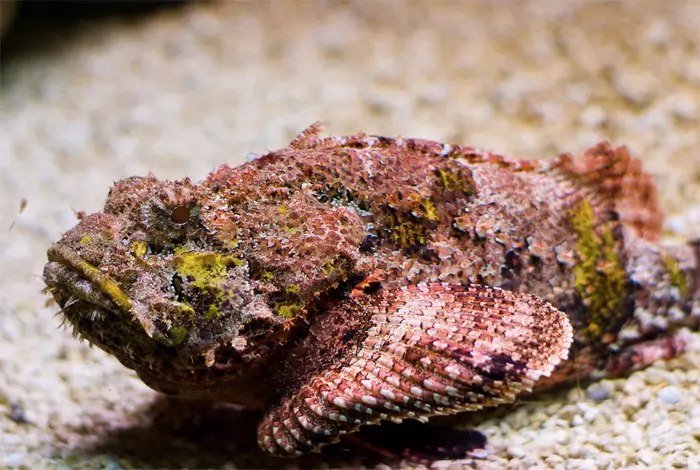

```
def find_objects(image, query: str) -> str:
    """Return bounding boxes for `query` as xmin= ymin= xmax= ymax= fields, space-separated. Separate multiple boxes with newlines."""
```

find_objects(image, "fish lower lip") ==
xmin=46 ymin=244 xmax=133 ymax=312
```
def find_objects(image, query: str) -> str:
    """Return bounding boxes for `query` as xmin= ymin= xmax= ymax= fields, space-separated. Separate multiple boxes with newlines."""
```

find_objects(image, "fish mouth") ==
xmin=44 ymin=244 xmax=133 ymax=315
xmin=44 ymin=244 xmax=189 ymax=347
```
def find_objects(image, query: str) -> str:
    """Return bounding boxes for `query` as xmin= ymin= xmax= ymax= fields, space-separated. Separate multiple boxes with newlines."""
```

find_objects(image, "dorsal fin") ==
xmin=551 ymin=142 xmax=663 ymax=240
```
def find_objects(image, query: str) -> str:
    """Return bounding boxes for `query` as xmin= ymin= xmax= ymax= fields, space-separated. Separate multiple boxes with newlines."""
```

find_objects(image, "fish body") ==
xmin=43 ymin=123 xmax=698 ymax=457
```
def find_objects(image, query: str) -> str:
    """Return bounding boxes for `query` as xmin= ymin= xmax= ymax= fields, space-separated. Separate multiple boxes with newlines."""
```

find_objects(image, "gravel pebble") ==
xmin=506 ymin=446 xmax=525 ymax=459
xmin=586 ymin=382 xmax=614 ymax=401
xmin=639 ymin=448 xmax=658 ymax=465
xmin=659 ymin=385 xmax=681 ymax=404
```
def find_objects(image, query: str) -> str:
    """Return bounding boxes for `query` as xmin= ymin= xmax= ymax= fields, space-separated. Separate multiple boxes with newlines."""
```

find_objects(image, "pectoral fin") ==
xmin=257 ymin=283 xmax=573 ymax=456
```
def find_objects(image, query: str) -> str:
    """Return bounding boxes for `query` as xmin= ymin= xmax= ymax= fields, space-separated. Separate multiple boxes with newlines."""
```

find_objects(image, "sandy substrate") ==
xmin=1 ymin=1 xmax=700 ymax=468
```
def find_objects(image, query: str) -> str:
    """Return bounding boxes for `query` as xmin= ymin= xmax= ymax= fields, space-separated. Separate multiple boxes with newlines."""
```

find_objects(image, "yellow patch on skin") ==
xmin=421 ymin=199 xmax=438 ymax=220
xmin=408 ymin=193 xmax=438 ymax=221
xmin=275 ymin=302 xmax=301 ymax=319
xmin=434 ymin=168 xmax=476 ymax=195
xmin=174 ymin=251 xmax=245 ymax=320
xmin=167 ymin=326 xmax=189 ymax=346
xmin=386 ymin=211 xmax=426 ymax=248
xmin=205 ymin=304 xmax=221 ymax=320
xmin=174 ymin=252 xmax=244 ymax=290
xmin=173 ymin=301 xmax=196 ymax=321
xmin=321 ymin=259 xmax=346 ymax=280
xmin=130 ymin=240 xmax=148 ymax=259
xmin=572 ymin=200 xmax=628 ymax=345
xmin=79 ymin=236 xmax=91 ymax=245
xmin=173 ymin=246 xmax=189 ymax=255
xmin=285 ymin=284 xmax=301 ymax=294
xmin=664 ymin=255 xmax=688 ymax=299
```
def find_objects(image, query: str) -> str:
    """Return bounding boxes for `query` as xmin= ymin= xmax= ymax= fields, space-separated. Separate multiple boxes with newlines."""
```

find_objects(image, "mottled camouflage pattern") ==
xmin=43 ymin=124 xmax=698 ymax=457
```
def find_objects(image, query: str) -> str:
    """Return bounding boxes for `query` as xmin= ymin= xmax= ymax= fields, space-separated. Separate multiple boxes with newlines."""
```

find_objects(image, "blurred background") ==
xmin=1 ymin=1 xmax=700 ymax=468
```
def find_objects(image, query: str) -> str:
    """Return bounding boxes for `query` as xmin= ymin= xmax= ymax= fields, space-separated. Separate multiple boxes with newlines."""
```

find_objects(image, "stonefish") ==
xmin=44 ymin=123 xmax=698 ymax=458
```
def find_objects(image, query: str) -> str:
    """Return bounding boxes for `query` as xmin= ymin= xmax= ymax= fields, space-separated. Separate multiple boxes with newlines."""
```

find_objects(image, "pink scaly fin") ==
xmin=257 ymin=283 xmax=573 ymax=456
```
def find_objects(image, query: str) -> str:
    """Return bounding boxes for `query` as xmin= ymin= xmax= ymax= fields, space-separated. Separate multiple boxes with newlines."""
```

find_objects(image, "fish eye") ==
xmin=170 ymin=205 xmax=191 ymax=225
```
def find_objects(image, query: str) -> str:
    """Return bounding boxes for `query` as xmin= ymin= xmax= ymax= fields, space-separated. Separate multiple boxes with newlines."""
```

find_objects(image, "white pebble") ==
xmin=659 ymin=385 xmax=681 ymax=405
xmin=587 ymin=382 xmax=613 ymax=401
xmin=576 ymin=402 xmax=600 ymax=422
xmin=579 ymin=105 xmax=607 ymax=128
xmin=691 ymin=417 xmax=700 ymax=431
xmin=507 ymin=446 xmax=526 ymax=458
xmin=626 ymin=424 xmax=644 ymax=444
xmin=567 ymin=459 xmax=596 ymax=470
xmin=638 ymin=448 xmax=658 ymax=465
xmin=3 ymin=453 xmax=25 ymax=467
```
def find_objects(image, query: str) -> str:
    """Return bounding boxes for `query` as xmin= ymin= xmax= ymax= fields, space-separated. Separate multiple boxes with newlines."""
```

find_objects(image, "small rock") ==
xmin=544 ymin=454 xmax=565 ymax=466
xmin=644 ymin=20 xmax=670 ymax=46
xmin=584 ymin=408 xmax=599 ymax=423
xmin=554 ymin=429 xmax=568 ymax=444
xmin=665 ymin=215 xmax=688 ymax=235
xmin=587 ymin=382 xmax=613 ymax=401
xmin=3 ymin=453 xmax=25 ymax=468
xmin=659 ymin=385 xmax=681 ymax=405
xmin=9 ymin=402 xmax=29 ymax=424
xmin=665 ymin=93 xmax=697 ymax=121
xmin=105 ymin=459 xmax=124 ymax=470
xmin=579 ymin=106 xmax=607 ymax=128
xmin=507 ymin=445 xmax=526 ymax=459
xmin=626 ymin=424 xmax=644 ymax=445
xmin=690 ymin=417 xmax=700 ymax=431
xmin=613 ymin=68 xmax=656 ymax=106
xmin=567 ymin=458 xmax=596 ymax=470
xmin=638 ymin=448 xmax=658 ymax=465
xmin=596 ymin=453 xmax=613 ymax=467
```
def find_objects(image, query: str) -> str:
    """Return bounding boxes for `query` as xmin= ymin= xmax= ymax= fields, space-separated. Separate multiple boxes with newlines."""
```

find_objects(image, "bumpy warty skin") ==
xmin=43 ymin=124 xmax=699 ymax=455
